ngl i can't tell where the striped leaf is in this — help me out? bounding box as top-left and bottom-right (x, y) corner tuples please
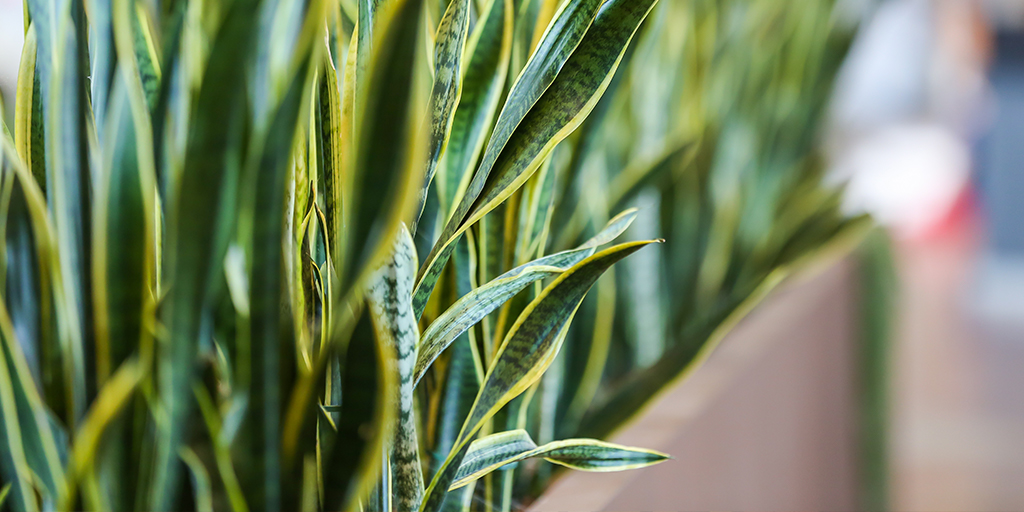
(13, 23), (46, 194)
(413, 0), (609, 313)
(450, 429), (668, 489)
(367, 224), (425, 511)
(413, 209), (638, 386)
(429, 232), (483, 480)
(413, 0), (657, 319)
(578, 216), (873, 441)
(48, 0), (94, 424)
(434, 0), (513, 217)
(91, 74), (150, 398)
(331, 0), (427, 311)
(0, 136), (66, 512)
(414, 0), (471, 226)
(420, 239), (659, 512)
(152, 2), (261, 507)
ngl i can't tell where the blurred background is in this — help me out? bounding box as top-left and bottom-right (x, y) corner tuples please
(1, 0), (1022, 509)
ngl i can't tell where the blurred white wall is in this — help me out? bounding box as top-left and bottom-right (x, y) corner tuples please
(828, 0), (989, 239)
(0, 0), (25, 108)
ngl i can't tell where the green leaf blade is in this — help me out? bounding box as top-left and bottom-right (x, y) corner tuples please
(367, 224), (425, 511)
(449, 430), (668, 490)
(413, 209), (638, 386)
(420, 239), (658, 512)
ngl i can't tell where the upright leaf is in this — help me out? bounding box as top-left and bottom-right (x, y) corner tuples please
(413, 0), (471, 227)
(413, 0), (657, 318)
(331, 0), (427, 312)
(434, 0), (512, 217)
(152, 1), (260, 507)
(366, 224), (424, 511)
(48, 0), (94, 422)
(13, 24), (46, 194)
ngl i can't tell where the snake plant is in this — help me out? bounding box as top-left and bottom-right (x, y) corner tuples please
(0, 0), (865, 510)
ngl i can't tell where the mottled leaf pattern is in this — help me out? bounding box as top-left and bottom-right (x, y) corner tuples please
(420, 240), (659, 512)
(0, 0), (866, 510)
(367, 224), (425, 511)
(450, 429), (668, 489)
(413, 209), (638, 386)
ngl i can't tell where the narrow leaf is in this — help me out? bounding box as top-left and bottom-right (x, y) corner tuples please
(413, 0), (657, 318)
(420, 239), (659, 512)
(449, 429), (668, 489)
(434, 0), (513, 216)
(414, 0), (471, 226)
(366, 224), (425, 511)
(413, 209), (638, 386)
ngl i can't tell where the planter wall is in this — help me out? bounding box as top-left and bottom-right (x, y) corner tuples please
(531, 260), (862, 511)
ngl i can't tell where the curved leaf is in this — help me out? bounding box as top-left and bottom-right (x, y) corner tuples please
(450, 429), (668, 489)
(0, 142), (66, 512)
(420, 239), (659, 512)
(413, 208), (638, 386)
(413, 0), (608, 312)
(414, 0), (471, 226)
(332, 0), (427, 311)
(13, 23), (46, 194)
(413, 0), (657, 318)
(434, 0), (513, 216)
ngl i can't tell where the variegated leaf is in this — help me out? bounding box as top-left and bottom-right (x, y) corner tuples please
(367, 224), (425, 511)
(413, 209), (638, 386)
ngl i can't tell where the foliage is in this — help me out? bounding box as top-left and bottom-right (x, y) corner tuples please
(0, 0), (865, 510)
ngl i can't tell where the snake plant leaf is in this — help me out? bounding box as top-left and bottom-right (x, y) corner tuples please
(0, 139), (66, 512)
(0, 335), (42, 512)
(239, 61), (312, 512)
(128, 4), (161, 112)
(413, 0), (605, 314)
(414, 0), (470, 226)
(92, 76), (150, 388)
(87, 0), (116, 137)
(413, 209), (638, 387)
(332, 0), (427, 310)
(180, 447), (214, 512)
(449, 429), (668, 489)
(413, 0), (656, 319)
(87, 0), (160, 124)
(321, 310), (399, 512)
(0, 483), (10, 510)
(24, 0), (59, 129)
(96, 0), (161, 388)
(434, 0), (512, 217)
(367, 224), (425, 511)
(461, 0), (659, 229)
(430, 233), (482, 480)
(578, 215), (873, 441)
(3, 137), (54, 413)
(420, 239), (658, 512)
(152, 2), (260, 508)
(13, 23), (46, 194)
(319, 45), (344, 270)
(0, 284), (67, 508)
(49, 0), (94, 423)
(233, 2), (327, 507)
